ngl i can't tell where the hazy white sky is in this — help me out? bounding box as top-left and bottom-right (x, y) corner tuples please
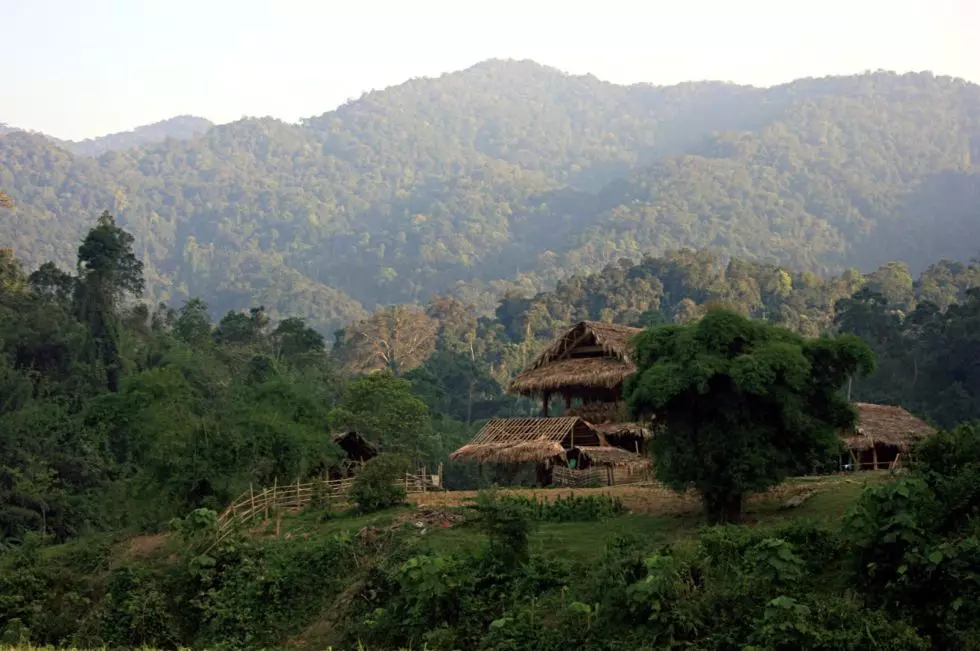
(1, 0), (977, 140)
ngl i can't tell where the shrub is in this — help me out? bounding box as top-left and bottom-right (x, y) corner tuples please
(470, 493), (626, 523)
(349, 453), (412, 513)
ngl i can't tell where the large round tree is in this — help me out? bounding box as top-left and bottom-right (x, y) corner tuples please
(626, 309), (874, 523)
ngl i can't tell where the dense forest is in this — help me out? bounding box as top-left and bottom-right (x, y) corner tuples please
(4, 209), (980, 548)
(2, 60), (979, 332)
(4, 60), (980, 650)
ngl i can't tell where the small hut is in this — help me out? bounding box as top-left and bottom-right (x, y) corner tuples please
(330, 431), (378, 478)
(332, 431), (378, 462)
(509, 321), (643, 411)
(842, 403), (936, 470)
(450, 321), (651, 485)
(560, 445), (653, 486)
(449, 417), (602, 485)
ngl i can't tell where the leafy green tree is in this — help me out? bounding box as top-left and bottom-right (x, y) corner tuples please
(626, 309), (874, 523)
(74, 211), (144, 392)
(327, 373), (433, 458)
(213, 306), (268, 347)
(272, 316), (326, 364)
(173, 298), (212, 346)
(27, 262), (74, 303)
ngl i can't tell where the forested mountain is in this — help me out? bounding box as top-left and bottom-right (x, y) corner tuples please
(2, 60), (979, 332)
(0, 115), (213, 156)
(65, 115), (214, 156)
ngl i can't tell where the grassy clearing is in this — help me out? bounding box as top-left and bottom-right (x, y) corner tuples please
(267, 471), (890, 565)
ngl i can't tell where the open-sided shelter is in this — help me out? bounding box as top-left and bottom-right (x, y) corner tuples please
(842, 403), (935, 470)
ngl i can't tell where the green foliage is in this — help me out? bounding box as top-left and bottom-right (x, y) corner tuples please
(471, 492), (535, 566)
(328, 374), (434, 458)
(471, 493), (626, 523)
(627, 310), (874, 522)
(349, 454), (412, 513)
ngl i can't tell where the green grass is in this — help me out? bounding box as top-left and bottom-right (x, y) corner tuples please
(259, 473), (885, 566)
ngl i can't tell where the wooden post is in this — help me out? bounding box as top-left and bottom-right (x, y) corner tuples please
(542, 391), (550, 417)
(276, 511), (282, 539)
(564, 394), (571, 410)
(249, 483), (256, 518)
(872, 443), (878, 471)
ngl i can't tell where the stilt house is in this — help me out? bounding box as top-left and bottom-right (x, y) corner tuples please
(450, 321), (652, 485)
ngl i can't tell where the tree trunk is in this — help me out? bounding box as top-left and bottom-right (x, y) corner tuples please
(705, 492), (744, 524)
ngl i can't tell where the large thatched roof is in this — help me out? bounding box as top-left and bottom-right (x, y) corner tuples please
(449, 417), (602, 464)
(843, 403), (936, 452)
(509, 321), (643, 396)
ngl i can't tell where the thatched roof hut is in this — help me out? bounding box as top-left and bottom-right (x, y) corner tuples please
(509, 321), (642, 401)
(843, 403), (936, 453)
(331, 431), (378, 462)
(449, 417), (602, 464)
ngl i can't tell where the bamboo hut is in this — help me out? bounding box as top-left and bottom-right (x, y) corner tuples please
(509, 321), (643, 410)
(842, 403), (936, 470)
(559, 445), (653, 486)
(329, 431), (378, 478)
(450, 417), (602, 484)
(332, 431), (378, 462)
(450, 321), (652, 485)
(508, 321), (649, 453)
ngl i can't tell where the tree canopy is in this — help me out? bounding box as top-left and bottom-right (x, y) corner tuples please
(1, 63), (979, 332)
(626, 310), (875, 522)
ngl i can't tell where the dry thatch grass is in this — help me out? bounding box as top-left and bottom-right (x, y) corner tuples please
(449, 417), (602, 463)
(510, 357), (635, 393)
(450, 441), (567, 464)
(509, 321), (642, 396)
(844, 402), (936, 451)
(572, 445), (651, 468)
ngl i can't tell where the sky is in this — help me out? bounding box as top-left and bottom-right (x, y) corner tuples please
(1, 0), (977, 141)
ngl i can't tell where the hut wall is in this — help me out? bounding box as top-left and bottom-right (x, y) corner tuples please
(852, 443), (903, 471)
(553, 465), (610, 487)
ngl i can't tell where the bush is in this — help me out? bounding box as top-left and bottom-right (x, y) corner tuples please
(349, 454), (412, 513)
(470, 493), (626, 523)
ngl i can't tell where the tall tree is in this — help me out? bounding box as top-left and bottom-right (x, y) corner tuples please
(626, 309), (874, 523)
(333, 305), (438, 375)
(75, 211), (144, 392)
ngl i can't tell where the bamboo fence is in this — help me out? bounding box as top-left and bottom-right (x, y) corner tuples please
(214, 466), (442, 539)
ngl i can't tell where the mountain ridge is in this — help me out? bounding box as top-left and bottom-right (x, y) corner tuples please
(2, 59), (979, 332)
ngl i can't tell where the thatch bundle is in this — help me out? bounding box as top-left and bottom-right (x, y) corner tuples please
(843, 403), (936, 452)
(449, 441), (567, 464)
(571, 445), (651, 468)
(509, 321), (643, 397)
(593, 422), (652, 440)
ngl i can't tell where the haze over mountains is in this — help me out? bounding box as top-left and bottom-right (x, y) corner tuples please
(2, 59), (979, 332)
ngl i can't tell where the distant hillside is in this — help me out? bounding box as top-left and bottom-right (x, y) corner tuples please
(65, 115), (214, 156)
(1, 60), (979, 331)
(0, 115), (213, 156)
